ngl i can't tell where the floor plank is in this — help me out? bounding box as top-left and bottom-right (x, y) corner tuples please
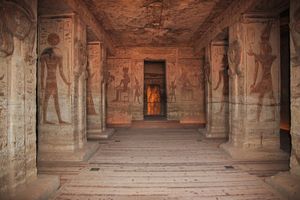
(48, 128), (286, 200)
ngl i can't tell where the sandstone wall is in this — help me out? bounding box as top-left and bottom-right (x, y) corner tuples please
(107, 47), (205, 125)
(0, 0), (37, 194)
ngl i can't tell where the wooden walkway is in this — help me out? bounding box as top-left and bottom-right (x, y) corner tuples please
(49, 128), (286, 200)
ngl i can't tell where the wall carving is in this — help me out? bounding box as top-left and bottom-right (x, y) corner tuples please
(228, 40), (242, 77)
(247, 21), (277, 122)
(0, 1), (35, 58)
(107, 47), (204, 124)
(39, 17), (73, 125)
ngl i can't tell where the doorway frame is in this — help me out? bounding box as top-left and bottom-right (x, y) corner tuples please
(143, 60), (167, 120)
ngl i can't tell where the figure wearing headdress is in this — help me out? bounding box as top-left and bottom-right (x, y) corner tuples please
(248, 21), (277, 121)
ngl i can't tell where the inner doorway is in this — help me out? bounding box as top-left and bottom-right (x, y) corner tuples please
(144, 61), (166, 119)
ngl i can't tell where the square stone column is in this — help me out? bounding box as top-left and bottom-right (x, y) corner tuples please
(37, 14), (98, 162)
(266, 1), (300, 199)
(0, 0), (38, 195)
(221, 14), (288, 161)
(86, 42), (114, 140)
(204, 41), (229, 138)
(290, 0), (300, 177)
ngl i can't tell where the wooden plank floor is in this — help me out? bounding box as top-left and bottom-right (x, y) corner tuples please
(49, 128), (286, 200)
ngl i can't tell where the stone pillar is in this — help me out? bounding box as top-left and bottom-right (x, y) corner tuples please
(38, 14), (98, 162)
(290, 0), (300, 177)
(87, 42), (103, 136)
(86, 42), (114, 139)
(0, 1), (59, 198)
(0, 0), (37, 195)
(205, 41), (229, 138)
(266, 3), (300, 197)
(221, 14), (288, 160)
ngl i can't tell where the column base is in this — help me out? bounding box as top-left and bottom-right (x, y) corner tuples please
(198, 128), (228, 139)
(5, 175), (60, 200)
(220, 142), (289, 161)
(38, 141), (99, 162)
(266, 172), (300, 200)
(87, 128), (115, 140)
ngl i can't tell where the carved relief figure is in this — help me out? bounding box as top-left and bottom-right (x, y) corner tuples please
(74, 41), (88, 78)
(291, 4), (300, 66)
(204, 61), (211, 85)
(40, 33), (71, 124)
(0, 73), (4, 97)
(214, 55), (229, 113)
(180, 70), (194, 101)
(106, 71), (115, 87)
(248, 22), (277, 122)
(169, 79), (176, 103)
(228, 40), (242, 77)
(113, 67), (130, 102)
(133, 77), (141, 104)
(86, 61), (97, 115)
(0, 1), (35, 59)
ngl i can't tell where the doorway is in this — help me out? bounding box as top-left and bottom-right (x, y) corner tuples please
(144, 61), (166, 119)
(279, 9), (291, 153)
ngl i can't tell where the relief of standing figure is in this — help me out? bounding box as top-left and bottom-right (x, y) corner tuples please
(247, 22), (277, 122)
(213, 56), (229, 113)
(169, 79), (176, 103)
(113, 67), (130, 102)
(133, 77), (141, 104)
(40, 33), (71, 124)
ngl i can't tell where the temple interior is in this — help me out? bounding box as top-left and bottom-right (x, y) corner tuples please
(0, 0), (300, 199)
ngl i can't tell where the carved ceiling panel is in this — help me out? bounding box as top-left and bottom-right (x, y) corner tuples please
(84, 0), (232, 47)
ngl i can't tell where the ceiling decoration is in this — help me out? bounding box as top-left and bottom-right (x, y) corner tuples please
(84, 0), (233, 47)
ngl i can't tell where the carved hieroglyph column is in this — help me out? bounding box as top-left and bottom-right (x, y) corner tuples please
(290, 0), (300, 177)
(205, 41), (229, 138)
(221, 14), (287, 160)
(38, 14), (97, 161)
(87, 42), (103, 137)
(0, 0), (38, 196)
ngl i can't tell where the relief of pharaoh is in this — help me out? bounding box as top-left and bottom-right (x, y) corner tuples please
(40, 33), (71, 124)
(113, 67), (130, 102)
(247, 22), (277, 122)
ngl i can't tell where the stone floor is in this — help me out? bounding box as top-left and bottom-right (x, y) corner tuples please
(45, 128), (288, 200)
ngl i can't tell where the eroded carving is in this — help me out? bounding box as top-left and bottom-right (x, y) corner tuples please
(247, 22), (277, 122)
(291, 5), (300, 66)
(214, 55), (229, 113)
(87, 61), (97, 115)
(0, 1), (35, 58)
(169, 79), (177, 103)
(228, 40), (242, 77)
(133, 77), (141, 104)
(113, 67), (130, 102)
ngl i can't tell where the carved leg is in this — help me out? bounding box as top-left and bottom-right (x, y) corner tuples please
(43, 90), (54, 124)
(257, 93), (264, 122)
(53, 89), (68, 124)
